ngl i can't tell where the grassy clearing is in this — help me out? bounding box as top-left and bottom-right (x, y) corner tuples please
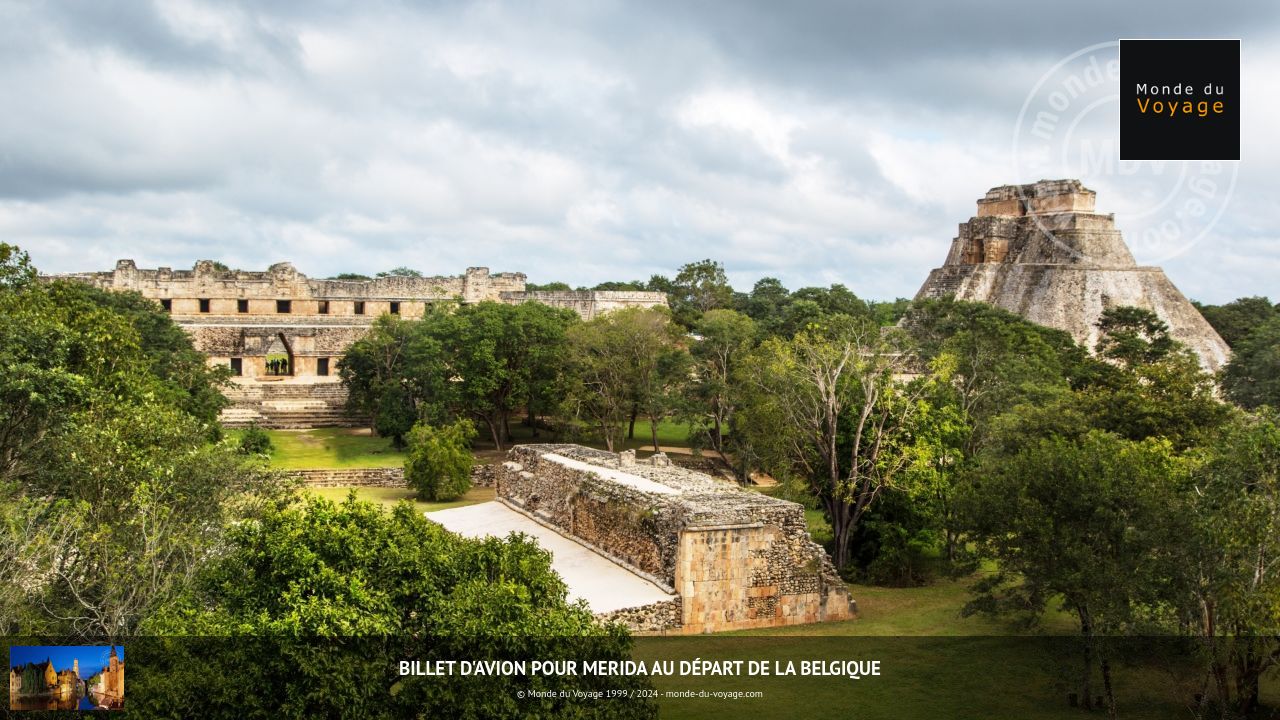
(247, 419), (699, 470)
(231, 427), (405, 470)
(643, 574), (1270, 719)
(636, 486), (1240, 718)
(306, 485), (494, 514)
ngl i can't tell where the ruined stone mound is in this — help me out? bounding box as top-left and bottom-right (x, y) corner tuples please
(914, 179), (1230, 371)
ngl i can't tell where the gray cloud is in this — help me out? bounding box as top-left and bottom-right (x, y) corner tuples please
(2, 0), (1276, 302)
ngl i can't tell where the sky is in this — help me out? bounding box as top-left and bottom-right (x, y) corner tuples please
(2, 1), (1277, 303)
(10, 645), (122, 678)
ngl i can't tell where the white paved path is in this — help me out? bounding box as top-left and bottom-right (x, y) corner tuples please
(425, 502), (674, 614)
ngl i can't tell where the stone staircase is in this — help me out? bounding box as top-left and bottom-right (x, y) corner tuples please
(219, 381), (368, 429)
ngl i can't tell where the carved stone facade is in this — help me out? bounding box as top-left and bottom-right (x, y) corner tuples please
(914, 180), (1230, 371)
(495, 444), (855, 634)
(49, 261), (668, 426)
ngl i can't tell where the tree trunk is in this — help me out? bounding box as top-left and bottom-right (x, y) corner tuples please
(650, 418), (660, 453)
(486, 418), (503, 451)
(502, 411), (511, 445)
(628, 406), (638, 440)
(527, 404), (539, 438)
(1233, 636), (1262, 716)
(1101, 654), (1116, 720)
(1079, 606), (1095, 711)
(600, 419), (615, 453)
(826, 496), (853, 571)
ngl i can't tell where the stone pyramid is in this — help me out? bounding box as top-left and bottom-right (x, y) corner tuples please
(914, 180), (1229, 371)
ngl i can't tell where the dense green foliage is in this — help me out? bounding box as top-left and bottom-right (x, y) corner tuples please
(341, 302), (578, 449)
(0, 243), (284, 638)
(238, 423), (274, 455)
(562, 307), (686, 452)
(1196, 296), (1279, 348)
(735, 314), (932, 570)
(1221, 314), (1280, 410)
(404, 419), (477, 501)
(140, 494), (656, 719)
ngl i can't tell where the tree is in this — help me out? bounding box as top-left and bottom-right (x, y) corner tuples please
(666, 259), (734, 327)
(339, 315), (423, 444)
(902, 299), (1085, 565)
(375, 384), (419, 448)
(376, 266), (423, 278)
(742, 277), (791, 337)
(1095, 306), (1176, 368)
(960, 430), (1181, 715)
(404, 419), (476, 501)
(526, 281), (573, 291)
(140, 495), (656, 719)
(433, 302), (576, 449)
(341, 303), (577, 450)
(1083, 307), (1228, 450)
(736, 315), (932, 570)
(1161, 410), (1280, 716)
(330, 272), (372, 280)
(0, 243), (36, 290)
(1221, 314), (1280, 410)
(592, 280), (648, 291)
(1195, 296), (1278, 348)
(687, 309), (756, 460)
(238, 423), (273, 456)
(0, 243), (287, 638)
(563, 308), (682, 452)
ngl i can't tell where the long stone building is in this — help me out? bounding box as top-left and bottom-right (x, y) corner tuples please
(49, 260), (666, 427)
(914, 179), (1230, 371)
(428, 444), (855, 633)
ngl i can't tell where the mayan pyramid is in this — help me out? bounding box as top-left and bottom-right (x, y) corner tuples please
(914, 179), (1230, 371)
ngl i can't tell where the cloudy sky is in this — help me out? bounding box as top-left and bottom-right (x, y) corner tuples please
(2, 0), (1276, 302)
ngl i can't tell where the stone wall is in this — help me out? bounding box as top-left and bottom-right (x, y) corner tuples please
(597, 598), (683, 633)
(285, 463), (497, 489)
(496, 444), (854, 634)
(286, 463), (499, 489)
(288, 467), (407, 487)
(499, 290), (668, 320)
(47, 260), (669, 389)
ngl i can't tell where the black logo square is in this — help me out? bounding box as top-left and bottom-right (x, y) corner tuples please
(1120, 39), (1240, 160)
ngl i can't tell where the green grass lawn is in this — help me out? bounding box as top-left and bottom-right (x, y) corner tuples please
(247, 420), (698, 471)
(232, 427), (406, 470)
(306, 485), (495, 514)
(640, 573), (1263, 719)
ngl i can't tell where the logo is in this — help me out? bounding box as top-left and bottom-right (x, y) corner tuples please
(1013, 41), (1238, 264)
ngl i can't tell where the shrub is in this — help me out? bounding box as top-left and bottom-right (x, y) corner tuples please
(404, 419), (476, 501)
(238, 423), (273, 456)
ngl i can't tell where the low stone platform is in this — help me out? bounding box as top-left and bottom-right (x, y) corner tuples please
(435, 444), (855, 634)
(425, 501), (675, 614)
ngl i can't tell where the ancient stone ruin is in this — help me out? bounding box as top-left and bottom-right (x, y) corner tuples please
(48, 260), (667, 428)
(429, 444), (855, 634)
(914, 180), (1230, 371)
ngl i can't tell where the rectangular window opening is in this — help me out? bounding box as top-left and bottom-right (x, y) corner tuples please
(354, 301), (365, 315)
(230, 358), (243, 376)
(318, 300), (330, 315)
(237, 299), (249, 313)
(199, 298), (210, 313)
(317, 358), (330, 376)
(389, 301), (400, 315)
(277, 300), (292, 314)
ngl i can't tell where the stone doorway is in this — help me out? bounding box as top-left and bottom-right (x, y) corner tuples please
(265, 333), (293, 376)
